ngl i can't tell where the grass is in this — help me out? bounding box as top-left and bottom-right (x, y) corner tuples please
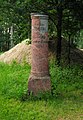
(0, 62), (83, 120)
(0, 52), (3, 55)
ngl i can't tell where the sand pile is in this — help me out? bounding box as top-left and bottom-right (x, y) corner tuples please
(0, 41), (31, 64)
(49, 39), (83, 66)
(0, 38), (83, 66)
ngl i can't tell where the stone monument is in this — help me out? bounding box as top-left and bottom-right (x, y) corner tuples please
(28, 13), (51, 95)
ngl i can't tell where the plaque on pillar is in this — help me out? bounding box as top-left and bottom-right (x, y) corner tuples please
(28, 13), (51, 96)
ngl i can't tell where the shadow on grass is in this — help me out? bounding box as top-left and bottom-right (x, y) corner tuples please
(19, 89), (83, 104)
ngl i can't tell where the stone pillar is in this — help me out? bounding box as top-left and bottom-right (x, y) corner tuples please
(28, 13), (51, 95)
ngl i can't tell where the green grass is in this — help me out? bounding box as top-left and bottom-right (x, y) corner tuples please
(0, 62), (83, 120)
(0, 52), (3, 55)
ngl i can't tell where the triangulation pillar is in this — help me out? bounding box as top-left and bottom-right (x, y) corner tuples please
(28, 13), (51, 95)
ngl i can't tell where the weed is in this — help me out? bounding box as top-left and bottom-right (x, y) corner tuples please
(0, 62), (83, 120)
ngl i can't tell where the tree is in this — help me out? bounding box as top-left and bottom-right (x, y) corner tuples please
(26, 0), (83, 65)
(0, 0), (83, 66)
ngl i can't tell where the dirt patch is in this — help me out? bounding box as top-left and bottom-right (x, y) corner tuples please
(0, 39), (83, 66)
(48, 38), (83, 66)
(0, 42), (31, 64)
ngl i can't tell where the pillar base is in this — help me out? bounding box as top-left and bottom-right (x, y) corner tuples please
(28, 75), (51, 96)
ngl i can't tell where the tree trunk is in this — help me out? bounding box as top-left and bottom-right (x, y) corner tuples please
(68, 34), (71, 66)
(56, 4), (63, 66)
(10, 25), (14, 48)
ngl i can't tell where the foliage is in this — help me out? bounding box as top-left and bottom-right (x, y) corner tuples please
(0, 62), (83, 120)
(50, 61), (83, 98)
(0, 0), (83, 51)
(0, 62), (31, 99)
(75, 30), (83, 48)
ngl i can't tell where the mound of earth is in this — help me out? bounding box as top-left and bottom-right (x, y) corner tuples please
(0, 38), (83, 66)
(0, 41), (31, 64)
(49, 38), (83, 66)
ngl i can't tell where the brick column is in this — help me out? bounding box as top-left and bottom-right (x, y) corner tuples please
(28, 13), (51, 95)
